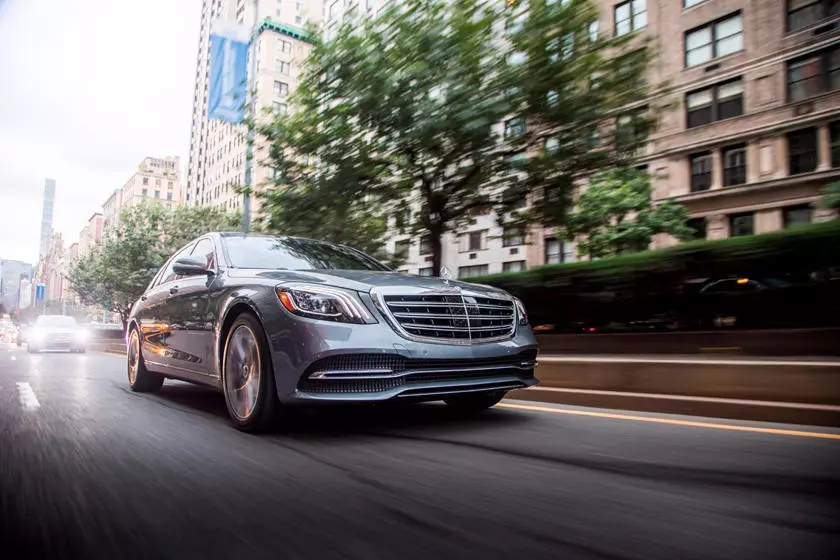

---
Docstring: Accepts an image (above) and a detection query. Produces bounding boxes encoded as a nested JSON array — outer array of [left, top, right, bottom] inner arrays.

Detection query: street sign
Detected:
[[35, 283, 45, 302], [208, 27, 249, 125]]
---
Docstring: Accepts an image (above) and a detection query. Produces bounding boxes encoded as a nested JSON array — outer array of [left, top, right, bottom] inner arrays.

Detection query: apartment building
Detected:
[[102, 156, 182, 233], [77, 213, 104, 257], [186, 0, 322, 212], [613, 0, 840, 245]]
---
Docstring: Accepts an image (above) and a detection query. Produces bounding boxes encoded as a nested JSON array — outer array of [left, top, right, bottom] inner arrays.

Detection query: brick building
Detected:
[[604, 0, 840, 246]]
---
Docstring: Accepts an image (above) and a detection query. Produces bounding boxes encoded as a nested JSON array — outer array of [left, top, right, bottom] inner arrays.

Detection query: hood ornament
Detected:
[[440, 265, 453, 285]]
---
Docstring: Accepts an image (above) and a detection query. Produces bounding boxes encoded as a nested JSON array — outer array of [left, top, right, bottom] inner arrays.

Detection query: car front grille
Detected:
[[382, 293, 516, 343], [297, 350, 537, 394]]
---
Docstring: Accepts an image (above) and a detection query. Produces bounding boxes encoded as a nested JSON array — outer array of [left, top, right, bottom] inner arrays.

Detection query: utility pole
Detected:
[[241, 0, 261, 234]]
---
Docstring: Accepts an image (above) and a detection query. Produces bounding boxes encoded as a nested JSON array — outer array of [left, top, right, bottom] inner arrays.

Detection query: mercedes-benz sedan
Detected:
[[126, 233, 538, 431]]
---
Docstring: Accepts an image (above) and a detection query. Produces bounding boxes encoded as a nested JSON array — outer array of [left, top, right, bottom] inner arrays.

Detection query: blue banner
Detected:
[[35, 284, 45, 302], [208, 33, 249, 124]]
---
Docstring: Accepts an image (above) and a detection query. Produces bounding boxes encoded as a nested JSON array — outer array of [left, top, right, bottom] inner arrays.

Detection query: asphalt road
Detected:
[[1, 345, 838, 560]]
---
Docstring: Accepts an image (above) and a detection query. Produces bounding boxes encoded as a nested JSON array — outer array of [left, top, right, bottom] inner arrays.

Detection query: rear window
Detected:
[[223, 236, 389, 271]]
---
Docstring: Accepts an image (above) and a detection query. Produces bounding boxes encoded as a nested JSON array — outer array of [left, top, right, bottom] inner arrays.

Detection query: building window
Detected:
[[503, 261, 527, 273], [685, 0, 707, 7], [142, 177, 149, 185], [722, 144, 747, 186], [154, 191, 160, 199], [278, 39, 292, 53], [729, 212, 754, 237], [273, 102, 288, 115], [142, 188, 148, 197], [545, 136, 560, 152], [274, 81, 289, 97], [166, 192, 173, 201], [544, 237, 563, 264], [419, 235, 432, 255], [614, 0, 647, 37], [468, 231, 484, 251], [831, 121, 840, 167], [787, 48, 840, 102], [156, 179, 161, 186], [788, 0, 839, 32], [295, 16, 302, 24], [686, 78, 743, 128], [502, 227, 524, 247], [787, 128, 818, 174], [616, 109, 646, 146], [275, 60, 291, 75], [784, 205, 813, 228], [687, 218, 706, 240], [504, 118, 526, 140], [685, 12, 743, 67], [168, 181, 174, 189], [418, 267, 433, 277], [458, 265, 489, 279], [394, 239, 410, 261], [690, 152, 712, 192]]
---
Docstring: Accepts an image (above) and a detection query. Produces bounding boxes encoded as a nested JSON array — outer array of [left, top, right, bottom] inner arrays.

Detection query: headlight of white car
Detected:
[[275, 284, 374, 324]]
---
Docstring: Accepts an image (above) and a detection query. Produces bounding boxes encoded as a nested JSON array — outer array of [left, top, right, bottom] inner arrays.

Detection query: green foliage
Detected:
[[68, 204, 238, 327], [260, 0, 657, 274], [559, 168, 692, 259], [476, 221, 840, 328], [823, 181, 840, 210]]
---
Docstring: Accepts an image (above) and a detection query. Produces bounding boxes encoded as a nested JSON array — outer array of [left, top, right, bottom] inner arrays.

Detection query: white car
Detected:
[[26, 315, 89, 353]]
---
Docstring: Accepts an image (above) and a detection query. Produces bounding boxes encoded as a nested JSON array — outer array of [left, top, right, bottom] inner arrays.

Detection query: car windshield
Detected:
[[223, 236, 390, 271], [35, 315, 78, 328]]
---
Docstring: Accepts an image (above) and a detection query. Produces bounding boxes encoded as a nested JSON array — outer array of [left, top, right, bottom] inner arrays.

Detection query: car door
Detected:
[[162, 237, 218, 377], [138, 244, 194, 370]]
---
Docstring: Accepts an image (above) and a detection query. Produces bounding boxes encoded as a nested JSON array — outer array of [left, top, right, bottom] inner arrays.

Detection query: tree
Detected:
[[558, 168, 693, 259], [68, 204, 238, 329], [822, 181, 840, 210], [261, 0, 656, 275]]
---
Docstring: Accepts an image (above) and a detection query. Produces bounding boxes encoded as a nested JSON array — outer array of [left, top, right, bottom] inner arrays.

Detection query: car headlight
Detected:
[[75, 329, 90, 341], [513, 297, 529, 326], [276, 284, 374, 324]]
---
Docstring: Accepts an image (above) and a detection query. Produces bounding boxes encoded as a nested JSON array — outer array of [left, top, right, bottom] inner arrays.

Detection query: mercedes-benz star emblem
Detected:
[[440, 265, 452, 285]]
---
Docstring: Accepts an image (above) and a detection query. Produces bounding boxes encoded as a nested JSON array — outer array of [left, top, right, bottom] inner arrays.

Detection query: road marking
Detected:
[[524, 386, 840, 411], [537, 356, 840, 367], [16, 382, 40, 411], [497, 403, 840, 440]]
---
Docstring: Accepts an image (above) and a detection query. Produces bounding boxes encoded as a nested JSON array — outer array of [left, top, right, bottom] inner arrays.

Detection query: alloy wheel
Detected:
[[224, 325, 262, 421]]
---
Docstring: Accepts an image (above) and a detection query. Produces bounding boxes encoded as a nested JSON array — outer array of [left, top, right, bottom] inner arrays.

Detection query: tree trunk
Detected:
[[430, 226, 444, 277], [119, 312, 129, 333]]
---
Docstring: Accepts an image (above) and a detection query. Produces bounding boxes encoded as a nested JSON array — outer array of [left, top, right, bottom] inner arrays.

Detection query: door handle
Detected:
[[169, 286, 179, 295], [140, 295, 147, 301]]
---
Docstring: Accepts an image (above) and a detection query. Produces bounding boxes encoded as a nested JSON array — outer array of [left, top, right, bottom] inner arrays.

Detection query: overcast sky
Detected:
[[0, 0, 201, 263]]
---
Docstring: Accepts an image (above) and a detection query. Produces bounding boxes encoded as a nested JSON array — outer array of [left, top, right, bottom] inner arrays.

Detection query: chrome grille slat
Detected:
[[381, 291, 516, 344]]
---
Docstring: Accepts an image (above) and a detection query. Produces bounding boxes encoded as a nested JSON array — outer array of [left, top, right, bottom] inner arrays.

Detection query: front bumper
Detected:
[[264, 312, 539, 404]]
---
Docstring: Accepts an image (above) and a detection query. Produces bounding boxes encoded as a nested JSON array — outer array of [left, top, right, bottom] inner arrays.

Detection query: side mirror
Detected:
[[172, 256, 213, 276]]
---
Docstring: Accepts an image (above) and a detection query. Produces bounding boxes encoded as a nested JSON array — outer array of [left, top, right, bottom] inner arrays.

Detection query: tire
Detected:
[[444, 391, 506, 412], [127, 328, 164, 393], [221, 312, 281, 432]]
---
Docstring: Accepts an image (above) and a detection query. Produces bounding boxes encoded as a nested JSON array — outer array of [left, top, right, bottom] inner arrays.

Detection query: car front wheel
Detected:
[[127, 328, 163, 393], [222, 313, 281, 432], [444, 391, 506, 412]]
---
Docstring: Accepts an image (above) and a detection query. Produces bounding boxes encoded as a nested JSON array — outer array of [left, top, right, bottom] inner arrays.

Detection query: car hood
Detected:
[[226, 268, 509, 296]]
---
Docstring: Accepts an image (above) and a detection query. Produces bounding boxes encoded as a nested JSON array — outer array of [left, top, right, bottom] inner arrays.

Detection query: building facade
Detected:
[[186, 0, 321, 212], [77, 213, 104, 256], [603, 0, 839, 245], [102, 156, 182, 234], [0, 259, 34, 312]]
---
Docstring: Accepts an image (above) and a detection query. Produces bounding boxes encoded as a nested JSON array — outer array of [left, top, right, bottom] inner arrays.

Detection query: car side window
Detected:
[[190, 238, 217, 271], [157, 244, 194, 286]]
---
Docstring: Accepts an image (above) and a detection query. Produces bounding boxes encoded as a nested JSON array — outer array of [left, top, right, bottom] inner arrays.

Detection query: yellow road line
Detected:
[[497, 403, 840, 440]]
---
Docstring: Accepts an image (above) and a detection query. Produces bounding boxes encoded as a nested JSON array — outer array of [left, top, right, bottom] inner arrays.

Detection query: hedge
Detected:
[[477, 221, 840, 330]]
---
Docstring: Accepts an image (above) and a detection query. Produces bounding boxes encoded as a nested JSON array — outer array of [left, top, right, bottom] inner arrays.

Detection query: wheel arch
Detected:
[[217, 299, 266, 376]]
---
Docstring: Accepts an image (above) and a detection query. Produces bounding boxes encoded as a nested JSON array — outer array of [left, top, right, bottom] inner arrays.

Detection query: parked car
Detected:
[[127, 233, 538, 431], [26, 315, 89, 353]]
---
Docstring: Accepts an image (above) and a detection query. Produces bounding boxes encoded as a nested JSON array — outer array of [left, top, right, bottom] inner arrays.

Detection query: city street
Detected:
[[0, 345, 838, 560]]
